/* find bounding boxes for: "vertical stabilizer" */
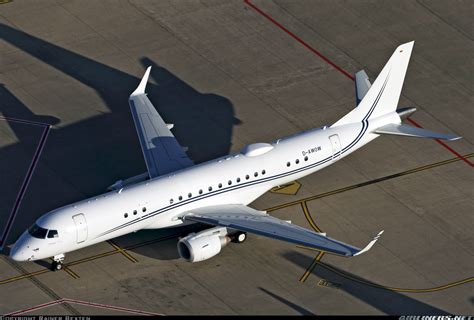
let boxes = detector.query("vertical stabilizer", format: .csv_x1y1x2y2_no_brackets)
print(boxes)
333,42,414,127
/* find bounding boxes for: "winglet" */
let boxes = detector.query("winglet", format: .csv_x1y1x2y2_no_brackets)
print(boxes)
353,230,384,256
131,66,151,96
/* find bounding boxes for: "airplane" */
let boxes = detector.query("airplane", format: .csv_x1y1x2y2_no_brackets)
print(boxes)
9,41,461,271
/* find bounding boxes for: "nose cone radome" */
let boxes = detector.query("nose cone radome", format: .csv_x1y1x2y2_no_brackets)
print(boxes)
10,232,33,261
9,243,26,261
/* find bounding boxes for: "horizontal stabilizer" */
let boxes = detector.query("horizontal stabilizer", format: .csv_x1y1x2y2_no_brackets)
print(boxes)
375,124,461,141
355,70,371,105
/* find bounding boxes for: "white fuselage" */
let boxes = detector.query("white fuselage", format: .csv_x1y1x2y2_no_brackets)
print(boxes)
11,113,397,262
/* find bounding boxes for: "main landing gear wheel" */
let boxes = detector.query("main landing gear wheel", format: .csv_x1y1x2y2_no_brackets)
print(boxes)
232,232,247,243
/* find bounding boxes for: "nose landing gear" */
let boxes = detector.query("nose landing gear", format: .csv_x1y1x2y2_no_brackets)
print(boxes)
51,253,65,271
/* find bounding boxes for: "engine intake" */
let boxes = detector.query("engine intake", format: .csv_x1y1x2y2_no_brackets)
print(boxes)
177,227,230,262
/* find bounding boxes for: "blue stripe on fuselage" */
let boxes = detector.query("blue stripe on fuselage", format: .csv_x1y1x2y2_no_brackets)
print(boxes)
96,72,391,238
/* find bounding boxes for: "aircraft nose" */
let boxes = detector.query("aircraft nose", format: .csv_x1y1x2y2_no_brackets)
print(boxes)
9,234,31,261
9,244,24,261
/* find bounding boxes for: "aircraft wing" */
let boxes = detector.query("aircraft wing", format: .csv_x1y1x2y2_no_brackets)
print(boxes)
182,204,383,257
129,67,193,178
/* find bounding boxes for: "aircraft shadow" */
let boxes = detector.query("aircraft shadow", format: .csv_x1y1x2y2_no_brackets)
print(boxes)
0,23,238,246
109,223,213,261
258,287,315,315
282,251,449,315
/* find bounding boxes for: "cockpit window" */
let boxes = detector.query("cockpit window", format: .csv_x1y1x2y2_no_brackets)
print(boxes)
28,224,48,239
47,229,58,238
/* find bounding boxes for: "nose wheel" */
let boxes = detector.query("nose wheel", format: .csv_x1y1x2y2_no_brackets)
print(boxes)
51,253,65,272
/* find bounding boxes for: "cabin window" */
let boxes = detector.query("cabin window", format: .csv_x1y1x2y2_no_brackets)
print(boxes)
199,189,203,195
188,193,192,198
254,172,258,177
142,207,146,212
218,183,222,188
124,213,128,218
237,177,241,183
262,170,266,175
296,159,300,164
286,162,290,167
47,229,58,238
228,180,232,186
133,210,138,215
179,196,183,201
245,175,250,180
304,156,308,161
169,199,173,204
28,224,48,239
209,186,213,191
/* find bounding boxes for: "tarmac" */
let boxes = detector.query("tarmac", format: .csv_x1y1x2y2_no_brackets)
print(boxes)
0,0,472,315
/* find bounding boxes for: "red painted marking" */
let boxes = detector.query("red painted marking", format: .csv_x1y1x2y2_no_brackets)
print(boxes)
6,298,163,316
244,0,472,167
244,0,355,81
6,299,63,316
63,298,163,316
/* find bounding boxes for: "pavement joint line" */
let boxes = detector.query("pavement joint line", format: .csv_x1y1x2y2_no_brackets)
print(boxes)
266,152,474,213
243,0,473,167
107,240,139,263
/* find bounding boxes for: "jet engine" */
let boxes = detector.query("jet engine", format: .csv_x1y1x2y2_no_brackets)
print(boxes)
177,226,231,262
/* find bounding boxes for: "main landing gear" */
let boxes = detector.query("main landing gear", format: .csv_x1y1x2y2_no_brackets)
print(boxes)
231,232,247,244
51,253,65,271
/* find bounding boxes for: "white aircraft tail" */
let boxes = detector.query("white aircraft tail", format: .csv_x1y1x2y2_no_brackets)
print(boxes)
332,41,414,127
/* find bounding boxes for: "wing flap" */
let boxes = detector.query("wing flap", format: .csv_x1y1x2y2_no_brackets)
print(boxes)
183,204,382,257
129,67,193,178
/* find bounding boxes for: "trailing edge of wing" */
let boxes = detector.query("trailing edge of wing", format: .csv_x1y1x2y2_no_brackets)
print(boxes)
375,124,462,141
182,204,383,257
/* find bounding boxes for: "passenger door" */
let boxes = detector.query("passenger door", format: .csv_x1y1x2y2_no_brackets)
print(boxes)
72,213,88,243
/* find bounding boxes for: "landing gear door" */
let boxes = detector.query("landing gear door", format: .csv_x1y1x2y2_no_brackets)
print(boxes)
329,134,341,160
72,213,88,243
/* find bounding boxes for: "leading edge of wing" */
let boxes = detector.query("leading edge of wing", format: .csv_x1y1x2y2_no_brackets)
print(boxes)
182,204,383,257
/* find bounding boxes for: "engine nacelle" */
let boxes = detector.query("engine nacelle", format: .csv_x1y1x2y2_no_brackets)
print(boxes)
177,227,230,263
